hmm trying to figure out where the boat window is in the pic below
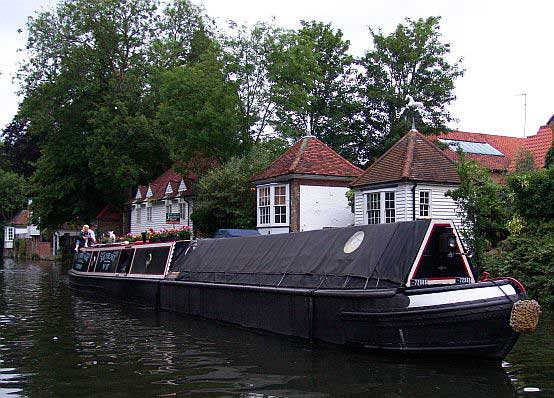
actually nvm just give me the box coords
[413,225,469,281]
[73,252,92,271]
[130,246,171,275]
[86,252,99,272]
[95,250,120,273]
[116,249,134,273]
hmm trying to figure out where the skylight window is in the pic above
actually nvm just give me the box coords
[438,139,504,156]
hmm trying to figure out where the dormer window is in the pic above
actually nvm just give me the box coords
[146,186,153,198]
[178,179,187,192]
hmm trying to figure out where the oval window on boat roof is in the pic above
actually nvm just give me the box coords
[344,231,364,254]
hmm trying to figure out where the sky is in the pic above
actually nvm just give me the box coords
[1,0,552,138]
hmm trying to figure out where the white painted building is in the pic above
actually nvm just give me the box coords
[351,130,463,229]
[129,169,194,235]
[250,136,362,235]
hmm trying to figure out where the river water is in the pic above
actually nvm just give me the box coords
[0,259,552,398]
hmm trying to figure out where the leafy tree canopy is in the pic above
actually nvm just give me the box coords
[157,40,246,163]
[268,21,360,163]
[358,16,464,160]
[14,0,210,228]
[223,21,282,143]
[0,169,27,222]
[508,167,554,223]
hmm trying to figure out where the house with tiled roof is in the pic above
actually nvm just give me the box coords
[129,169,194,234]
[3,206,58,259]
[3,210,34,253]
[92,204,123,236]
[432,119,554,182]
[350,130,462,228]
[250,135,362,234]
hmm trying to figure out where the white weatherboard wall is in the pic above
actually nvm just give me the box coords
[354,183,463,229]
[130,199,193,234]
[299,185,353,231]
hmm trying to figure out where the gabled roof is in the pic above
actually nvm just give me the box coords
[136,185,147,200]
[432,131,524,172]
[250,136,362,182]
[8,210,30,226]
[516,125,554,169]
[131,169,196,204]
[351,130,460,188]
[433,126,554,173]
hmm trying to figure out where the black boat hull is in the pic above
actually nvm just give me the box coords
[68,271,520,359]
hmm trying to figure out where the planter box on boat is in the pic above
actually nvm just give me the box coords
[68,219,537,359]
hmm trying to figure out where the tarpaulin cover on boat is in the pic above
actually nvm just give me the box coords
[174,220,431,288]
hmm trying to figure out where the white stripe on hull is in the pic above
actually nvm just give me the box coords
[407,285,516,308]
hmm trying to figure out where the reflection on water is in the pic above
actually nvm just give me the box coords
[0,258,552,397]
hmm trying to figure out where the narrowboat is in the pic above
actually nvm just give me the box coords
[68,219,536,359]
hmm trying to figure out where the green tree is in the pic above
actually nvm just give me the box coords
[0,170,27,222]
[358,16,464,159]
[446,153,507,268]
[14,0,209,228]
[1,118,39,177]
[268,21,359,162]
[223,21,282,142]
[157,45,246,163]
[191,140,288,236]
[150,0,213,68]
[508,167,554,222]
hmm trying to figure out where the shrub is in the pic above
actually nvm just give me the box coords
[508,168,554,222]
[14,238,27,259]
[545,146,554,169]
[447,153,508,266]
[482,222,554,307]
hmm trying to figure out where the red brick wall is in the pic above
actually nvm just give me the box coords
[27,237,54,260]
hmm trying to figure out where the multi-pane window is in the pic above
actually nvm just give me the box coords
[166,203,172,216]
[367,193,380,224]
[419,191,430,217]
[180,202,187,222]
[258,187,270,225]
[7,227,14,241]
[136,205,142,224]
[385,192,395,223]
[274,186,287,224]
[146,206,152,222]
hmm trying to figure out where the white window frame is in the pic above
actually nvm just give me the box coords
[257,184,289,227]
[366,192,381,224]
[179,200,187,223]
[146,204,152,222]
[364,190,397,225]
[384,191,396,223]
[418,190,432,218]
[7,227,14,241]
[136,204,142,224]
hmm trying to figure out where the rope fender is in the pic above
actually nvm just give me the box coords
[510,299,542,333]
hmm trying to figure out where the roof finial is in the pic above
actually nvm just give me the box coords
[410,117,418,132]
